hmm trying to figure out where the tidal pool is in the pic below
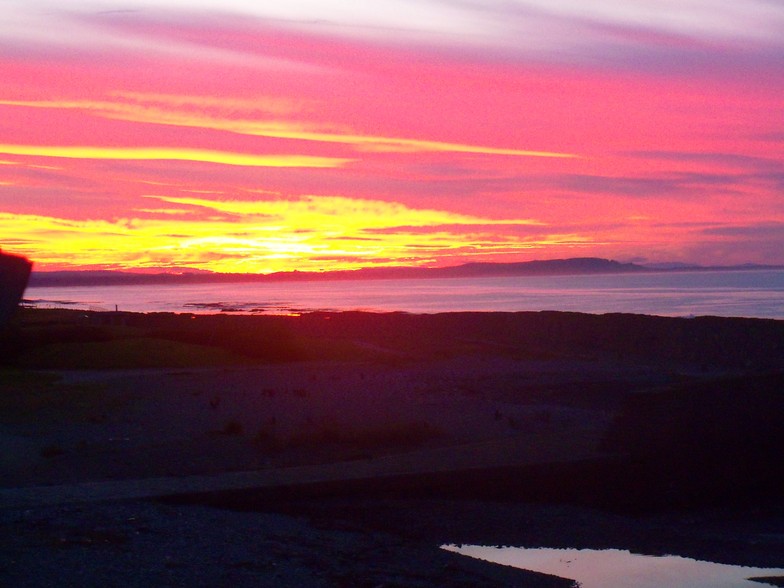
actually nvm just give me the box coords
[442,545,784,588]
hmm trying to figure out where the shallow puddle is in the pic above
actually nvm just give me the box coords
[442,545,784,588]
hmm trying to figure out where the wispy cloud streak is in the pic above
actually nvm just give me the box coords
[0,145,349,168]
[0,97,577,159]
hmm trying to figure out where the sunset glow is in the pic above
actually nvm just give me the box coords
[2,1,783,272]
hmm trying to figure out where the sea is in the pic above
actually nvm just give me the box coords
[22,269,784,319]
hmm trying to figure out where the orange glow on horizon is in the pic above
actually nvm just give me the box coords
[2,6,784,270]
[0,196,567,273]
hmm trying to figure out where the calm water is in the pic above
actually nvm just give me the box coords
[24,269,784,319]
[442,546,784,588]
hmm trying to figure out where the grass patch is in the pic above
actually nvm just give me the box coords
[208,419,244,438]
[0,369,60,391]
[286,421,443,451]
[15,338,250,370]
[40,444,66,458]
[253,427,279,445]
[0,369,118,425]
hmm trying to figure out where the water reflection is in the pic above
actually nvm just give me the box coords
[442,546,784,588]
[23,269,784,319]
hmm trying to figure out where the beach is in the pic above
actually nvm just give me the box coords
[1,309,783,586]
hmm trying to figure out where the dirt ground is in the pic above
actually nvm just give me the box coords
[2,310,783,586]
[0,356,649,488]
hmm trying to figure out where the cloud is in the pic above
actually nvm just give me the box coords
[2,2,783,268]
[1,195,550,272]
[625,150,784,172]
[147,194,543,228]
[701,222,784,238]
[0,96,578,159]
[0,145,350,168]
[755,131,784,142]
[6,1,783,74]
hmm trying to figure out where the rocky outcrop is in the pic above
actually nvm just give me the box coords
[0,252,32,327]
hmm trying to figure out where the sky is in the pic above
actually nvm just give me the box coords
[1,1,783,273]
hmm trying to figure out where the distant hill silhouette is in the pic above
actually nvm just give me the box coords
[28,258,643,287]
[26,257,783,288]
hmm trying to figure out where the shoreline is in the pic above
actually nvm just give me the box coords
[21,265,784,320]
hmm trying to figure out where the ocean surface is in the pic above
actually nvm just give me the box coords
[23,269,784,319]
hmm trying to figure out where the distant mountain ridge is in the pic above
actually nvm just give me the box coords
[26,257,783,288]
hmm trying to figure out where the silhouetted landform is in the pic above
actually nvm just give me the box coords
[27,257,784,287]
[642,261,783,271]
[0,251,32,328]
[749,579,784,588]
[26,257,641,286]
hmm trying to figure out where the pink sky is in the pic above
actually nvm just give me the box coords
[1,1,783,272]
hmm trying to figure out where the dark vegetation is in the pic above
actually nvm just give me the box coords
[0,369,112,426]
[283,421,442,452]
[3,307,784,370]
[600,372,784,509]
[261,371,783,513]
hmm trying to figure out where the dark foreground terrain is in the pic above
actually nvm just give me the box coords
[1,309,783,586]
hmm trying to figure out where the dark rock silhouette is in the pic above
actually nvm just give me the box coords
[0,251,32,328]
